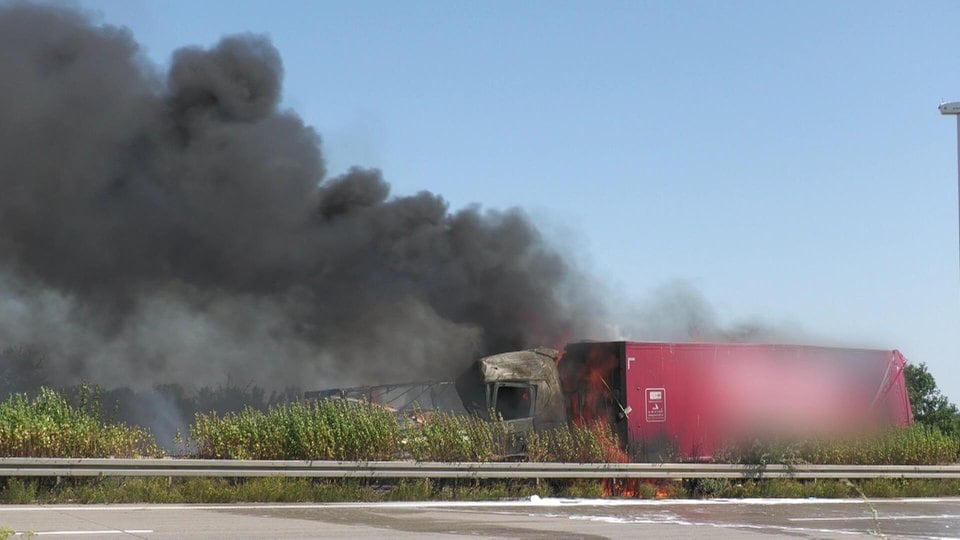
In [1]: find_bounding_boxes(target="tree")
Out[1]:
[903,362,959,435]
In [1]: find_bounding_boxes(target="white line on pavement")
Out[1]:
[25,530,152,536]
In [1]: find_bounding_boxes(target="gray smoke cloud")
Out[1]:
[0,3,610,390]
[613,281,806,344]
[0,4,800,397]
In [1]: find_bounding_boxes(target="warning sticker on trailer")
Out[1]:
[645,387,666,422]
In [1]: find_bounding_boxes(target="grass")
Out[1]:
[0,387,161,458]
[399,411,510,462]
[0,387,623,463]
[0,477,561,504]
[1,388,960,503]
[526,422,623,463]
[188,399,400,460]
[0,475,956,504]
[187,402,631,463]
[712,425,960,466]
[686,477,960,499]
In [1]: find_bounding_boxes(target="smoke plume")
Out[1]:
[0,4,799,397]
[0,3,610,389]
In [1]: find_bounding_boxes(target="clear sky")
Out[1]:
[73,0,960,400]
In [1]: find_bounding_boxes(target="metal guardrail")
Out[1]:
[1,458,959,479]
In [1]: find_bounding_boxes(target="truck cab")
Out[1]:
[456,347,567,433]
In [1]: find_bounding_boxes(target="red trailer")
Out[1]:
[557,342,913,461]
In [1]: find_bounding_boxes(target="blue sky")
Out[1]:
[74,0,960,400]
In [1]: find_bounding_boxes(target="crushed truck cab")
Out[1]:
[455,347,567,432]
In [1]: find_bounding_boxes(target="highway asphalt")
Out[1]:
[0,497,958,539]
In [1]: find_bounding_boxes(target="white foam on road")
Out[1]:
[536,511,868,537]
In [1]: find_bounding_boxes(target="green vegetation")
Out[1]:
[800,426,960,465]
[0,386,622,463]
[685,477,960,499]
[713,425,960,465]
[1,387,960,502]
[0,475,956,504]
[526,422,619,462]
[188,399,400,460]
[0,387,160,458]
[400,411,510,462]
[187,401,631,462]
[0,477,597,504]
[904,362,960,435]
[187,401,514,461]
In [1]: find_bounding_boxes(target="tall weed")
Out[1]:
[714,425,960,465]
[0,387,160,457]
[189,400,399,460]
[526,422,612,462]
[400,411,508,462]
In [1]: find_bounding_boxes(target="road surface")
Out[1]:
[0,497,958,538]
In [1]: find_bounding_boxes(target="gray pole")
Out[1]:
[938,102,960,276]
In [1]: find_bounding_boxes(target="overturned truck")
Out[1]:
[306,342,914,460]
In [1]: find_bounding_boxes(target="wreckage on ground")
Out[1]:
[306,342,914,460]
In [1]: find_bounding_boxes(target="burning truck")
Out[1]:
[306,342,913,460]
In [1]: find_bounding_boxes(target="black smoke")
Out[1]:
[0,3,604,390]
